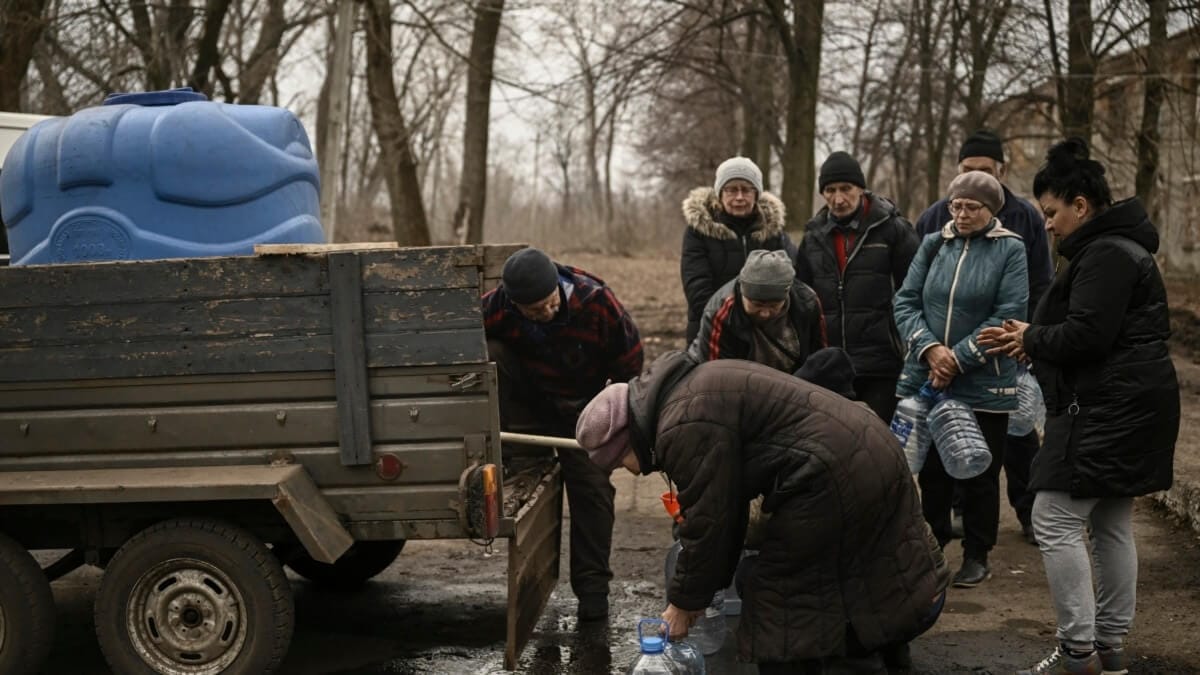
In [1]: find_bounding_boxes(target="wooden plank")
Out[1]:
[273,465,355,563]
[0,256,330,309]
[329,252,372,466]
[0,465,303,505]
[505,464,563,670]
[0,247,482,310]
[0,329,487,383]
[0,366,492,410]
[255,242,398,255]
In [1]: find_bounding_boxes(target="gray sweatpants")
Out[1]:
[1032,491,1137,652]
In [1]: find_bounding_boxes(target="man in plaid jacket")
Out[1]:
[482,247,643,622]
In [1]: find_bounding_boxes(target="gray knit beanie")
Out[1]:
[713,156,763,195]
[948,171,1005,215]
[501,247,559,304]
[739,250,794,301]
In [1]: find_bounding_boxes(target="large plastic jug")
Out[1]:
[664,639,706,674]
[1,87,324,265]
[1007,369,1046,437]
[928,393,992,479]
[891,381,936,473]
[664,539,728,654]
[628,619,683,675]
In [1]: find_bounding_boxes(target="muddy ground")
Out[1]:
[39,254,1200,674]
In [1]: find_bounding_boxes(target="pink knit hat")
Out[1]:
[575,383,632,473]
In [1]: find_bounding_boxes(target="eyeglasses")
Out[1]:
[948,201,985,216]
[721,185,757,197]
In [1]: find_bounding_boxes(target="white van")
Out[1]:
[0,112,55,260]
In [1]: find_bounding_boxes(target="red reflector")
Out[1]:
[376,453,404,481]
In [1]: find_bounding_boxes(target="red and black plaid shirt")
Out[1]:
[482,265,644,414]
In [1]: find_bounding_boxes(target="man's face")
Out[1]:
[741,295,787,324]
[821,182,864,219]
[719,179,758,217]
[514,287,561,322]
[958,156,1006,181]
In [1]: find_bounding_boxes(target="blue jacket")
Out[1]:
[914,184,1052,320]
[894,219,1028,411]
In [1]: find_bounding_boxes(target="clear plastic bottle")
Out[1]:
[927,393,992,480]
[629,619,684,674]
[1007,369,1046,437]
[890,381,936,473]
[687,590,727,655]
[664,639,706,675]
[664,540,727,655]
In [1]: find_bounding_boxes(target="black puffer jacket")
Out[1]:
[796,193,918,379]
[680,188,797,342]
[627,353,949,663]
[1025,198,1178,498]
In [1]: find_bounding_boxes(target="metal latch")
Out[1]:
[450,372,482,391]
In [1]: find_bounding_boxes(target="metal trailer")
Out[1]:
[0,243,562,674]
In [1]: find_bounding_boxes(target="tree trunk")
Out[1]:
[238,0,287,105]
[766,0,824,232]
[1063,0,1095,141]
[187,0,234,97]
[1134,0,1166,216]
[0,0,49,110]
[363,0,430,246]
[452,0,504,245]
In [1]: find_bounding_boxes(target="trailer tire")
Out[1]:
[284,540,405,589]
[95,518,294,675]
[0,532,55,675]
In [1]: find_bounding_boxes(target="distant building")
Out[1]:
[991,27,1200,275]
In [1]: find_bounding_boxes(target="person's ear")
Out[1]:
[1073,195,1091,221]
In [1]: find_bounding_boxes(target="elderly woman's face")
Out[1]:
[720,179,757,217]
[949,198,992,235]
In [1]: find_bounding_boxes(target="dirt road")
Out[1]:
[36,253,1200,673]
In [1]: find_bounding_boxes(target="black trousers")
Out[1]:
[918,410,1008,562]
[1003,430,1038,527]
[853,376,900,422]
[488,340,615,598]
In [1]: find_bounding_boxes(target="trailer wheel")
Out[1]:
[284,540,405,589]
[0,532,54,675]
[94,519,294,675]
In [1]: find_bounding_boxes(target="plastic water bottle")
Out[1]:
[628,619,683,674]
[927,392,992,480]
[687,590,727,655]
[664,639,706,675]
[891,381,936,473]
[1007,369,1046,437]
[664,539,727,655]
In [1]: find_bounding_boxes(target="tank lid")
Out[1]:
[639,635,665,653]
[103,87,208,107]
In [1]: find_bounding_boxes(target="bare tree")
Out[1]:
[764,0,824,229]
[0,0,50,110]
[363,0,430,246]
[1134,0,1166,214]
[452,0,503,244]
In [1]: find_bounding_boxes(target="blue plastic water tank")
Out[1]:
[0,88,324,265]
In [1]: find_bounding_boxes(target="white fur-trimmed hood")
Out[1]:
[681,187,787,242]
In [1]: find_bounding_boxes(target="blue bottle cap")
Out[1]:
[640,635,665,653]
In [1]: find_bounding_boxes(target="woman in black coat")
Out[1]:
[980,138,1179,675]
[680,156,796,343]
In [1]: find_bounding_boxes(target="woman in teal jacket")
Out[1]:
[893,171,1028,589]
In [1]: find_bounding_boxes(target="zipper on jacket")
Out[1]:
[1068,393,1080,416]
[822,213,888,351]
[944,237,971,345]
[837,280,846,349]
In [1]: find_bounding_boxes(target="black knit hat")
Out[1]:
[502,248,559,304]
[819,151,866,191]
[958,130,1005,163]
[794,347,857,399]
